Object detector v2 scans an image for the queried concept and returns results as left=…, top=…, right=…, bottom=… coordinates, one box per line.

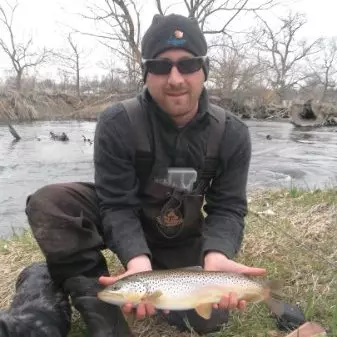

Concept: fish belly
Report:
left=152, top=294, right=198, bottom=311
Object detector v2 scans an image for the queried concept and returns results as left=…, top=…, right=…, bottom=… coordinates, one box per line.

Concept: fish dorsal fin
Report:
left=195, top=303, right=213, bottom=320
left=141, top=290, right=163, bottom=302
left=175, top=266, right=203, bottom=271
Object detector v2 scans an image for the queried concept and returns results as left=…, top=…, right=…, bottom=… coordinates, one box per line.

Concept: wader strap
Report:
left=206, top=104, right=227, bottom=159
left=122, top=97, right=227, bottom=191
left=122, top=97, right=151, bottom=153
left=196, top=105, right=227, bottom=192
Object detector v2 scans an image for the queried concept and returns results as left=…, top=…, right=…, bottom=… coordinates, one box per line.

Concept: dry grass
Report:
left=0, top=187, right=336, bottom=337
left=0, top=88, right=135, bottom=122
left=0, top=89, right=80, bottom=121
left=0, top=230, right=43, bottom=308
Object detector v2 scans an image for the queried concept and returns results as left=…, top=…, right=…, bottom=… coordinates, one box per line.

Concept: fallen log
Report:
left=8, top=123, right=21, bottom=141
left=290, top=99, right=337, bottom=127
left=49, top=131, right=69, bottom=142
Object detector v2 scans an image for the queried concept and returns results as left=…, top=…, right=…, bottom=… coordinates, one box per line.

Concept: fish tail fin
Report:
left=263, top=280, right=285, bottom=317
left=265, top=297, right=285, bottom=317
left=264, top=279, right=284, bottom=299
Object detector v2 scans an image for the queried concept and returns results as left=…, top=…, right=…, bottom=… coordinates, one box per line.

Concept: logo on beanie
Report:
left=167, top=30, right=186, bottom=46
left=174, top=30, right=184, bottom=38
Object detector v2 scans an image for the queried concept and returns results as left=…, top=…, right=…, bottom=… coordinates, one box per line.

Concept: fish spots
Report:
left=98, top=269, right=267, bottom=312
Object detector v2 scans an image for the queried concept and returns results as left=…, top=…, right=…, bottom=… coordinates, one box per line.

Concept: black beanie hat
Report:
left=141, top=14, right=209, bottom=80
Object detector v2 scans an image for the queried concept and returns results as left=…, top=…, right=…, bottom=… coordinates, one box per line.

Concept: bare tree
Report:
left=253, top=11, right=321, bottom=102
left=79, top=0, right=142, bottom=89
left=155, top=0, right=276, bottom=34
left=97, top=57, right=128, bottom=92
left=209, top=37, right=268, bottom=101
left=76, top=0, right=277, bottom=89
left=55, top=33, right=87, bottom=98
left=0, top=1, right=50, bottom=91
left=307, top=37, right=337, bottom=102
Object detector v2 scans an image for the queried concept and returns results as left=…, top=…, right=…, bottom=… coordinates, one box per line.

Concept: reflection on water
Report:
left=0, top=119, right=336, bottom=237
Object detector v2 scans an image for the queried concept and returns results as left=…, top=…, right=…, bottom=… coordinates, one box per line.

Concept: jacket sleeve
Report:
left=93, top=104, right=151, bottom=267
left=202, top=116, right=251, bottom=260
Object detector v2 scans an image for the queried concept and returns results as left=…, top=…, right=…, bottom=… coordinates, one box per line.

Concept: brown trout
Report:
left=97, top=268, right=284, bottom=319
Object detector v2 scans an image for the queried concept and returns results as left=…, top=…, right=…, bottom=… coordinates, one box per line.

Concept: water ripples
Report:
left=0, top=119, right=336, bottom=237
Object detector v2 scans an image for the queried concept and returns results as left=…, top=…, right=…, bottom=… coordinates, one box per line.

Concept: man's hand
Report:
left=204, top=251, right=266, bottom=311
left=99, top=254, right=155, bottom=319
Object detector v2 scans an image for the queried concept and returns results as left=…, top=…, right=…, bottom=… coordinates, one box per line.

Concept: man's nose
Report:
left=167, top=65, right=184, bottom=86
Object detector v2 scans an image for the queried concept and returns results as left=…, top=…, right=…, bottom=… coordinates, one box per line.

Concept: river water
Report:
left=0, top=119, right=336, bottom=238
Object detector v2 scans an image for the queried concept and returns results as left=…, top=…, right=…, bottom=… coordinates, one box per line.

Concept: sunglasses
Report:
left=142, top=56, right=208, bottom=75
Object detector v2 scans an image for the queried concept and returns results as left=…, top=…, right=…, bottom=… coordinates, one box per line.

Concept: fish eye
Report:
left=109, top=284, right=122, bottom=291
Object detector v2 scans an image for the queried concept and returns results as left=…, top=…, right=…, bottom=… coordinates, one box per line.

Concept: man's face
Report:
left=145, top=49, right=205, bottom=120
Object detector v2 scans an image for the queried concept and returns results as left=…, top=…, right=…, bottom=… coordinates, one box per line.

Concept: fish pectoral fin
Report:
left=141, top=290, right=163, bottom=302
left=195, top=303, right=213, bottom=320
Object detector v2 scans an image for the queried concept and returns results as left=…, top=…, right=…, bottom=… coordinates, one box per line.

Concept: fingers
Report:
left=216, top=293, right=247, bottom=311
left=242, top=266, right=266, bottom=276
left=218, top=292, right=238, bottom=310
left=135, top=303, right=147, bottom=319
left=121, top=302, right=156, bottom=319
left=98, top=275, right=118, bottom=285
left=238, top=300, right=247, bottom=311
left=122, top=303, right=133, bottom=314
left=228, top=292, right=238, bottom=310
left=145, top=303, right=156, bottom=317
left=99, top=270, right=133, bottom=285
left=135, top=303, right=156, bottom=319
left=206, top=258, right=267, bottom=277
left=218, top=294, right=230, bottom=309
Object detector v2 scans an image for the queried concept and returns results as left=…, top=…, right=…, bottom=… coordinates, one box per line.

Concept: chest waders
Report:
left=122, top=98, right=227, bottom=246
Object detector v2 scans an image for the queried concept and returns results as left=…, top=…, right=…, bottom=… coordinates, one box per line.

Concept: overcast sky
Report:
left=0, top=0, right=336, bottom=80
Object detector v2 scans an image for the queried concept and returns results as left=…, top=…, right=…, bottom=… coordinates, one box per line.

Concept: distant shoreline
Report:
left=1, top=90, right=336, bottom=128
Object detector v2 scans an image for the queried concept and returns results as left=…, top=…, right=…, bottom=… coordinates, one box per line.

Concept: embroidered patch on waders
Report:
left=160, top=209, right=183, bottom=227
left=156, top=207, right=184, bottom=238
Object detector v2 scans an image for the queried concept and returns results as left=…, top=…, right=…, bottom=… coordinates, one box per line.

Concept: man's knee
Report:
left=25, top=183, right=82, bottom=253
left=26, top=183, right=73, bottom=215
left=26, top=182, right=96, bottom=223
left=25, top=184, right=69, bottom=245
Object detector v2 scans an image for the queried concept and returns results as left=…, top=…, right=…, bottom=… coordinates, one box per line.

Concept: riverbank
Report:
left=0, top=88, right=300, bottom=123
left=0, top=187, right=336, bottom=336
left=0, top=90, right=134, bottom=122
left=2, top=89, right=337, bottom=127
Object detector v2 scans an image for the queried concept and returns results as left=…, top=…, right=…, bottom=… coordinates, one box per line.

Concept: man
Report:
left=20, top=13, right=265, bottom=337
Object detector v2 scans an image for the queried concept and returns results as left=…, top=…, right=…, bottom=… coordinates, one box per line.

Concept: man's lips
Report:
left=165, top=92, right=187, bottom=97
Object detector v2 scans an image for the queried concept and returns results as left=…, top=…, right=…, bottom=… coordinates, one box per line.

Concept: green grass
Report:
left=0, top=187, right=336, bottom=337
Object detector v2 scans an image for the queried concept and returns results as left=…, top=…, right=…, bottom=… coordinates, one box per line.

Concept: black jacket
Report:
left=94, top=88, right=251, bottom=267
